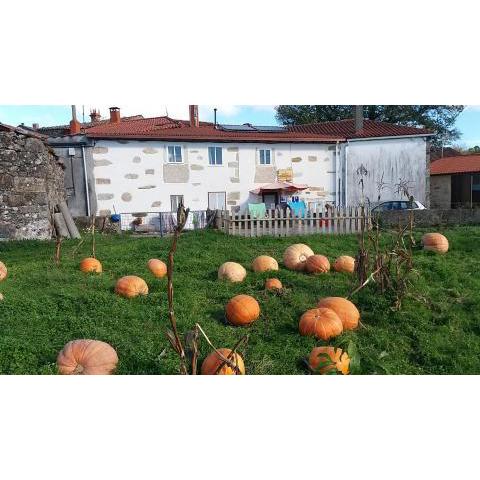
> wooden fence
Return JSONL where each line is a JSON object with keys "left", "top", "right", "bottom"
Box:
{"left": 218, "top": 207, "right": 371, "bottom": 237}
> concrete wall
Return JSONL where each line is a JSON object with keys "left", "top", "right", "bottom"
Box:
{"left": 379, "top": 208, "right": 480, "bottom": 227}
{"left": 0, "top": 131, "right": 65, "bottom": 240}
{"left": 346, "top": 137, "right": 428, "bottom": 206}
{"left": 92, "top": 140, "right": 337, "bottom": 214}
{"left": 430, "top": 174, "right": 451, "bottom": 209}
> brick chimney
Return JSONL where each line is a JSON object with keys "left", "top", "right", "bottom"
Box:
{"left": 69, "top": 105, "right": 81, "bottom": 135}
{"left": 109, "top": 107, "right": 121, "bottom": 123}
{"left": 89, "top": 109, "right": 101, "bottom": 123}
{"left": 189, "top": 105, "right": 199, "bottom": 127}
{"left": 354, "top": 105, "right": 364, "bottom": 132}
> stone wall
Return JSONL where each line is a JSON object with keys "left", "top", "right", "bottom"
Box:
{"left": 378, "top": 208, "right": 480, "bottom": 228}
{"left": 0, "top": 131, "right": 66, "bottom": 240}
{"left": 430, "top": 175, "right": 451, "bottom": 209}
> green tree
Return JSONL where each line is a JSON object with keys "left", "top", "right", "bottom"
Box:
{"left": 275, "top": 105, "right": 464, "bottom": 146}
{"left": 468, "top": 145, "right": 480, "bottom": 154}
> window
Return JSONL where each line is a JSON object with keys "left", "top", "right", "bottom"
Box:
{"left": 208, "top": 192, "right": 226, "bottom": 210}
{"left": 259, "top": 149, "right": 271, "bottom": 165}
{"left": 167, "top": 145, "right": 182, "bottom": 163}
{"left": 208, "top": 146, "right": 223, "bottom": 165}
{"left": 170, "top": 195, "right": 184, "bottom": 212}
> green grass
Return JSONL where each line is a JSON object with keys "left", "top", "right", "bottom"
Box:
{"left": 0, "top": 226, "right": 479, "bottom": 374}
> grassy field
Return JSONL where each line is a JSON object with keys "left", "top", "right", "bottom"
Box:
{"left": 0, "top": 226, "right": 479, "bottom": 374}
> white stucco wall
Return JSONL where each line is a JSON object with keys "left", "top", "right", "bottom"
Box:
{"left": 92, "top": 140, "right": 337, "bottom": 214}
{"left": 345, "top": 137, "right": 428, "bottom": 206}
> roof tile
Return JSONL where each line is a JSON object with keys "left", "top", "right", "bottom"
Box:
{"left": 430, "top": 155, "right": 480, "bottom": 175}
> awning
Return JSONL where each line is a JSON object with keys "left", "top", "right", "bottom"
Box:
{"left": 250, "top": 181, "right": 308, "bottom": 195}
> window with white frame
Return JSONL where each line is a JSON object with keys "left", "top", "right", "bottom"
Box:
{"left": 170, "top": 195, "right": 184, "bottom": 212}
{"left": 167, "top": 145, "right": 183, "bottom": 163}
{"left": 208, "top": 146, "right": 223, "bottom": 165}
{"left": 208, "top": 191, "right": 226, "bottom": 210}
{"left": 259, "top": 148, "right": 271, "bottom": 165}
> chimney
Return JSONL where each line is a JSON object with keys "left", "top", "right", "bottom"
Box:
{"left": 90, "top": 109, "right": 101, "bottom": 123}
{"left": 189, "top": 105, "right": 199, "bottom": 127}
{"left": 32, "top": 123, "right": 39, "bottom": 130}
{"left": 354, "top": 105, "right": 364, "bottom": 132}
{"left": 109, "top": 107, "right": 121, "bottom": 123}
{"left": 69, "top": 105, "right": 81, "bottom": 135}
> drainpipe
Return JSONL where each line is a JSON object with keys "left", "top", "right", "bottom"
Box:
{"left": 345, "top": 142, "right": 349, "bottom": 206}
{"left": 81, "top": 145, "right": 91, "bottom": 216}
{"left": 335, "top": 141, "right": 340, "bottom": 206}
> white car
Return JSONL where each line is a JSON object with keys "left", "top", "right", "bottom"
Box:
{"left": 371, "top": 200, "right": 426, "bottom": 213}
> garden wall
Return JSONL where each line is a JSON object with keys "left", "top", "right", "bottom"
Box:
{"left": 379, "top": 208, "right": 480, "bottom": 228}
{"left": 0, "top": 129, "right": 66, "bottom": 240}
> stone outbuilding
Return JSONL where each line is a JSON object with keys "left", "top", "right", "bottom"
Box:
{"left": 0, "top": 123, "right": 66, "bottom": 240}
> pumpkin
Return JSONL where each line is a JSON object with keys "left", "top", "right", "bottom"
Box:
{"left": 79, "top": 257, "right": 102, "bottom": 273}
{"left": 225, "top": 294, "right": 260, "bottom": 326}
{"left": 265, "top": 278, "right": 283, "bottom": 291}
{"left": 305, "top": 254, "right": 330, "bottom": 274}
{"left": 201, "top": 348, "right": 245, "bottom": 375}
{"left": 115, "top": 275, "right": 149, "bottom": 298}
{"left": 218, "top": 262, "right": 247, "bottom": 282}
{"left": 333, "top": 255, "right": 355, "bottom": 274}
{"left": 0, "top": 293, "right": 3, "bottom": 301}
{"left": 147, "top": 259, "right": 167, "bottom": 278}
{"left": 317, "top": 297, "right": 360, "bottom": 330}
{"left": 299, "top": 307, "right": 343, "bottom": 340}
{"left": 309, "top": 346, "right": 350, "bottom": 375}
{"left": 422, "top": 233, "right": 449, "bottom": 254}
{"left": 0, "top": 261, "right": 7, "bottom": 282}
{"left": 283, "top": 244, "right": 314, "bottom": 271}
{"left": 252, "top": 255, "right": 279, "bottom": 272}
{"left": 57, "top": 339, "right": 118, "bottom": 375}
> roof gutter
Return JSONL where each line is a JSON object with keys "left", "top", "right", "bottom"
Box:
{"left": 346, "top": 133, "right": 435, "bottom": 142}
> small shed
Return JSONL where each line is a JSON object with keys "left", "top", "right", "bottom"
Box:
{"left": 0, "top": 122, "right": 66, "bottom": 239}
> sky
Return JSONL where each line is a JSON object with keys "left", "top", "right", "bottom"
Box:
{"left": 0, "top": 105, "right": 479, "bottom": 147}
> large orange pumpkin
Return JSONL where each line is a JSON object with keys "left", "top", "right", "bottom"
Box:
{"left": 308, "top": 346, "right": 350, "bottom": 375}
{"left": 115, "top": 275, "right": 149, "bottom": 298}
{"left": 201, "top": 348, "right": 245, "bottom": 375}
{"left": 79, "top": 257, "right": 102, "bottom": 273}
{"left": 147, "top": 259, "right": 167, "bottom": 278}
{"left": 305, "top": 254, "right": 330, "bottom": 274}
{"left": 299, "top": 307, "right": 343, "bottom": 340}
{"left": 218, "top": 262, "right": 247, "bottom": 282}
{"left": 57, "top": 339, "right": 119, "bottom": 375}
{"left": 0, "top": 261, "right": 7, "bottom": 282}
{"left": 422, "top": 233, "right": 449, "bottom": 254}
{"left": 283, "top": 244, "right": 314, "bottom": 271}
{"left": 333, "top": 255, "right": 355, "bottom": 274}
{"left": 252, "top": 255, "right": 279, "bottom": 273}
{"left": 265, "top": 278, "right": 283, "bottom": 291}
{"left": 317, "top": 297, "right": 360, "bottom": 330}
{"left": 225, "top": 294, "right": 260, "bottom": 326}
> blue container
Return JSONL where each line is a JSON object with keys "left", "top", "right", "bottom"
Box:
{"left": 110, "top": 214, "right": 121, "bottom": 223}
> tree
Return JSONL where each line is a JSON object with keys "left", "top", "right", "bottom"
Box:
{"left": 468, "top": 145, "right": 480, "bottom": 154}
{"left": 275, "top": 105, "right": 464, "bottom": 146}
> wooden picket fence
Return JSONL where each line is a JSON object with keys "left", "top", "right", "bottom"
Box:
{"left": 218, "top": 206, "right": 371, "bottom": 237}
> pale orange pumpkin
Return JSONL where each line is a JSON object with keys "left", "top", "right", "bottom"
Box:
{"left": 57, "top": 339, "right": 119, "bottom": 375}
{"left": 283, "top": 244, "right": 314, "bottom": 271}
{"left": 422, "top": 233, "right": 449, "bottom": 254}
{"left": 0, "top": 261, "right": 7, "bottom": 282}
{"left": 0, "top": 293, "right": 4, "bottom": 301}
{"left": 201, "top": 348, "right": 245, "bottom": 375}
{"left": 317, "top": 297, "right": 360, "bottom": 331}
{"left": 305, "top": 254, "right": 330, "bottom": 274}
{"left": 218, "top": 262, "right": 247, "bottom": 282}
{"left": 333, "top": 255, "right": 355, "bottom": 274}
{"left": 147, "top": 259, "right": 167, "bottom": 278}
{"left": 115, "top": 275, "right": 149, "bottom": 298}
{"left": 309, "top": 346, "right": 350, "bottom": 375}
{"left": 265, "top": 278, "right": 283, "bottom": 291}
{"left": 299, "top": 307, "right": 343, "bottom": 340}
{"left": 225, "top": 294, "right": 260, "bottom": 326}
{"left": 79, "top": 257, "right": 102, "bottom": 273}
{"left": 252, "top": 255, "right": 279, "bottom": 273}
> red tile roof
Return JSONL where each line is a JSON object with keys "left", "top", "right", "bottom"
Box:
{"left": 85, "top": 117, "right": 343, "bottom": 143}
{"left": 289, "top": 119, "right": 433, "bottom": 139}
{"left": 430, "top": 155, "right": 480, "bottom": 175}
